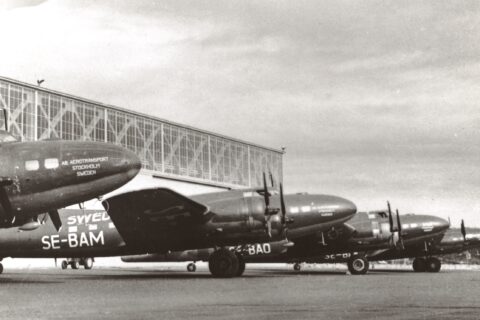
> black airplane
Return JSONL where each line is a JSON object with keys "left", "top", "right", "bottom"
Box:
{"left": 123, "top": 204, "right": 478, "bottom": 275}
{"left": 0, "top": 108, "right": 141, "bottom": 231}
{"left": 0, "top": 179, "right": 357, "bottom": 277}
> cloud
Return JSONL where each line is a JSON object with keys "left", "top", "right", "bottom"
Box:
{"left": 1, "top": 1, "right": 480, "bottom": 225}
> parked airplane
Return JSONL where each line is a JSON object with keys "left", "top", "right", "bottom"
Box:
{"left": 123, "top": 205, "right": 476, "bottom": 275}
{"left": 0, "top": 108, "right": 141, "bottom": 231}
{"left": 0, "top": 180, "right": 357, "bottom": 277}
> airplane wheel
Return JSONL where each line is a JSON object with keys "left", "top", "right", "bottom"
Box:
{"left": 208, "top": 249, "right": 239, "bottom": 278}
{"left": 425, "top": 257, "right": 441, "bottom": 273}
{"left": 71, "top": 261, "right": 80, "bottom": 270}
{"left": 83, "top": 258, "right": 94, "bottom": 270}
{"left": 187, "top": 263, "right": 196, "bottom": 272}
{"left": 348, "top": 256, "right": 369, "bottom": 275}
{"left": 0, "top": 263, "right": 4, "bottom": 274}
{"left": 61, "top": 261, "right": 68, "bottom": 270}
{"left": 412, "top": 258, "right": 426, "bottom": 272}
{"left": 235, "top": 255, "right": 246, "bottom": 277}
{"left": 293, "top": 263, "right": 301, "bottom": 271}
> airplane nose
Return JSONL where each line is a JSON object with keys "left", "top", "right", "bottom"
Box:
{"left": 434, "top": 216, "right": 450, "bottom": 231}
{"left": 122, "top": 148, "right": 142, "bottom": 179}
{"left": 334, "top": 197, "right": 357, "bottom": 219}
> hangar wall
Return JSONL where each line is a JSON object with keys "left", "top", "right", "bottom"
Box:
{"left": 0, "top": 76, "right": 283, "bottom": 196}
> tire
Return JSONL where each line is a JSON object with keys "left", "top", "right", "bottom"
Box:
{"left": 348, "top": 257, "right": 369, "bottom": 275}
{"left": 208, "top": 249, "right": 239, "bottom": 278}
{"left": 187, "top": 263, "right": 196, "bottom": 272}
{"left": 412, "top": 258, "right": 426, "bottom": 272}
{"left": 235, "top": 255, "right": 246, "bottom": 277}
{"left": 0, "top": 263, "right": 4, "bottom": 274}
{"left": 83, "top": 258, "right": 94, "bottom": 270}
{"left": 425, "top": 257, "right": 441, "bottom": 273}
{"left": 71, "top": 261, "right": 80, "bottom": 270}
{"left": 61, "top": 261, "right": 68, "bottom": 270}
{"left": 293, "top": 263, "right": 301, "bottom": 271}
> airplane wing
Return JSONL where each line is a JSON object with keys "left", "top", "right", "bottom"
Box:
{"left": 102, "top": 187, "right": 212, "bottom": 251}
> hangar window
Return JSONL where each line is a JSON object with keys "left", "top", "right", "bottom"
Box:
{"left": 25, "top": 160, "right": 39, "bottom": 171}
{"left": 45, "top": 158, "right": 59, "bottom": 169}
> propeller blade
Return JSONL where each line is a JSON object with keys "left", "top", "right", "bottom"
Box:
{"left": 396, "top": 209, "right": 402, "bottom": 233}
{"left": 387, "top": 201, "right": 394, "bottom": 232}
{"left": 48, "top": 210, "right": 62, "bottom": 232}
{"left": 262, "top": 172, "right": 269, "bottom": 207}
{"left": 280, "top": 183, "right": 286, "bottom": 226}
{"left": 461, "top": 219, "right": 466, "bottom": 242}
{"left": 266, "top": 218, "right": 272, "bottom": 237}
{"left": 269, "top": 172, "right": 275, "bottom": 188}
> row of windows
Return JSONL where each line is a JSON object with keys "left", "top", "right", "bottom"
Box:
{"left": 0, "top": 80, "right": 283, "bottom": 187}
{"left": 25, "top": 158, "right": 59, "bottom": 171}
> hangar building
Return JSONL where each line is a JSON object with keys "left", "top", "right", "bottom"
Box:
{"left": 0, "top": 76, "right": 283, "bottom": 198}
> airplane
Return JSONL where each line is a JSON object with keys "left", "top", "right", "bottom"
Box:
{"left": 122, "top": 204, "right": 478, "bottom": 275}
{"left": 0, "top": 177, "right": 357, "bottom": 277}
{"left": 0, "top": 108, "right": 141, "bottom": 231}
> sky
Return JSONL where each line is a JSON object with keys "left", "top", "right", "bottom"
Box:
{"left": 1, "top": 0, "right": 480, "bottom": 227}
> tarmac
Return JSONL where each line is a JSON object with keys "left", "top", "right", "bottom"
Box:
{"left": 0, "top": 263, "right": 479, "bottom": 320}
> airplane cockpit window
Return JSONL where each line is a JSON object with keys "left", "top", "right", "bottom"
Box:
{"left": 25, "top": 160, "right": 40, "bottom": 171}
{"left": 0, "top": 131, "right": 17, "bottom": 143}
{"left": 45, "top": 158, "right": 59, "bottom": 169}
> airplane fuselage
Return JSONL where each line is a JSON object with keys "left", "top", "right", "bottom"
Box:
{"left": 0, "top": 139, "right": 141, "bottom": 227}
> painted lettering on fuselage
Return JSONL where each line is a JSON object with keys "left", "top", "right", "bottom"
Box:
{"left": 61, "top": 157, "right": 109, "bottom": 177}
{"left": 323, "top": 252, "right": 359, "bottom": 261}
{"left": 41, "top": 211, "right": 110, "bottom": 250}
{"left": 238, "top": 243, "right": 272, "bottom": 255}
{"left": 41, "top": 231, "right": 104, "bottom": 250}
{"left": 66, "top": 211, "right": 110, "bottom": 226}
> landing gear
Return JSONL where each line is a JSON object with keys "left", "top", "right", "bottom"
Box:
{"left": 425, "top": 257, "right": 441, "bottom": 273}
{"left": 83, "top": 257, "right": 94, "bottom": 270}
{"left": 293, "top": 263, "right": 301, "bottom": 271}
{"left": 208, "top": 248, "right": 239, "bottom": 278}
{"left": 71, "top": 261, "right": 80, "bottom": 270}
{"left": 187, "top": 263, "right": 197, "bottom": 272}
{"left": 412, "top": 258, "right": 426, "bottom": 272}
{"left": 60, "top": 258, "right": 94, "bottom": 270}
{"left": 347, "top": 256, "right": 369, "bottom": 275}
{"left": 0, "top": 263, "right": 4, "bottom": 274}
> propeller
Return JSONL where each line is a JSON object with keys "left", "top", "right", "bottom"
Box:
{"left": 395, "top": 209, "right": 405, "bottom": 250}
{"left": 387, "top": 201, "right": 394, "bottom": 233}
{"left": 262, "top": 173, "right": 278, "bottom": 237}
{"left": 386, "top": 201, "right": 404, "bottom": 250}
{"left": 269, "top": 172, "right": 275, "bottom": 188}
{"left": 461, "top": 219, "right": 466, "bottom": 242}
{"left": 48, "top": 210, "right": 62, "bottom": 232}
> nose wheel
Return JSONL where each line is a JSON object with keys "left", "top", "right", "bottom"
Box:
{"left": 293, "top": 263, "right": 302, "bottom": 271}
